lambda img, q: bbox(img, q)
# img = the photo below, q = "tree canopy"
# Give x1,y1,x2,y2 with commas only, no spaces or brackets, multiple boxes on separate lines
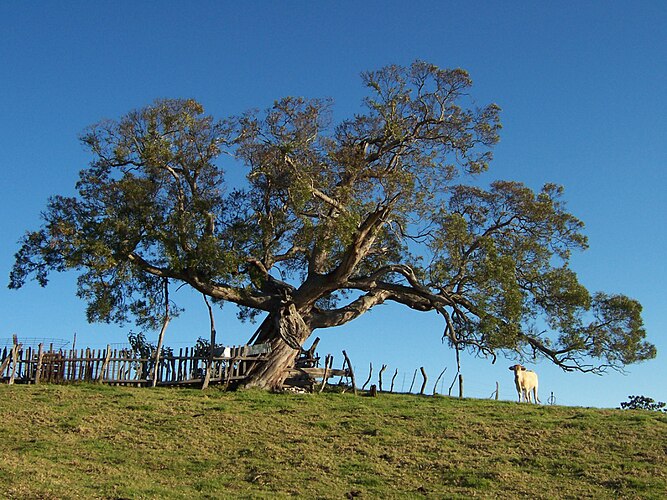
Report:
10,61,655,388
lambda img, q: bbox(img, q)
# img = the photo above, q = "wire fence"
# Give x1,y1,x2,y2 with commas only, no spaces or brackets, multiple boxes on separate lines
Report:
0,338,70,351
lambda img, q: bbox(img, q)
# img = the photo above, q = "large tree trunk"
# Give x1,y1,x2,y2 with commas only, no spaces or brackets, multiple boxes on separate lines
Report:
243,302,312,390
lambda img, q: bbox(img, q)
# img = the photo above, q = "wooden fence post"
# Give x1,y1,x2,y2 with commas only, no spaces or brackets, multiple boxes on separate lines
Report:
319,354,332,393
342,350,357,395
390,368,398,393
433,367,447,396
85,348,92,382
8,344,22,385
361,362,373,391
98,345,112,383
419,367,428,395
0,347,14,379
34,344,44,385
378,364,387,392
408,368,417,393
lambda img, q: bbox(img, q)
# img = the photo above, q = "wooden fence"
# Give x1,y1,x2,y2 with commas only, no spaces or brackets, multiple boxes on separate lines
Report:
0,343,271,387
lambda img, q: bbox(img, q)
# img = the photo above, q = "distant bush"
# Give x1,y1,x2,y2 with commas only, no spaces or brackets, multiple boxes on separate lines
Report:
619,395,666,412
127,331,174,379
193,336,225,358
127,331,173,358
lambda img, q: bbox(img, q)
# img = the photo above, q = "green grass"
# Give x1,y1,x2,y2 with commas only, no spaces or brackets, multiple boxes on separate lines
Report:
0,384,665,499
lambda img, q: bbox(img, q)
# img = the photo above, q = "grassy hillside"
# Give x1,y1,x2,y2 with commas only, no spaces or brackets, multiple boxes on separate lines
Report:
0,384,665,499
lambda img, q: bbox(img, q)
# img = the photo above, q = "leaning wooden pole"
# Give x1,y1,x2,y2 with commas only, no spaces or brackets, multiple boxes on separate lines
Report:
433,367,447,396
378,364,387,392
319,354,332,393
151,278,171,388
419,367,428,395
0,353,11,378
361,362,373,391
9,342,22,385
202,294,217,390
342,350,357,395
408,368,418,393
448,344,463,396
390,368,398,393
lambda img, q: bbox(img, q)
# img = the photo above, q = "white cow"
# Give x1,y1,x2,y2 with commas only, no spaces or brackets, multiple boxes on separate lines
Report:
509,364,540,403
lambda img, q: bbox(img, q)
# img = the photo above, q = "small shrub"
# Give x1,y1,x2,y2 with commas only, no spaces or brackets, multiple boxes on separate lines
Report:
619,395,666,412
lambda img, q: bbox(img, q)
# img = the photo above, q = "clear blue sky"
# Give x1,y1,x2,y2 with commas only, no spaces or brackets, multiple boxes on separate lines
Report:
1,1,665,408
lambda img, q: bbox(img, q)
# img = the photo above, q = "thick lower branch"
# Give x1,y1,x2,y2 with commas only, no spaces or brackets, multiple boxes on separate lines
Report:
346,278,455,311
128,251,276,311
310,290,391,328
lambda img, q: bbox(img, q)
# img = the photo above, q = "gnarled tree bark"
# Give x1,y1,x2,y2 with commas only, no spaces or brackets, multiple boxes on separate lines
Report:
243,302,313,390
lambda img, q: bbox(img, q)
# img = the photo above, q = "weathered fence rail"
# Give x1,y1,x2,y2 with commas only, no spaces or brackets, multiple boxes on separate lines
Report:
0,344,270,387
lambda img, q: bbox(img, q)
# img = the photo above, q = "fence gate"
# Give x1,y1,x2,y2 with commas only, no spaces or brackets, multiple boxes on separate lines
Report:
40,353,66,384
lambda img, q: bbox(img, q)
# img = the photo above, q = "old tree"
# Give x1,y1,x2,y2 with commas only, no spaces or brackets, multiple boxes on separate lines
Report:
10,62,655,389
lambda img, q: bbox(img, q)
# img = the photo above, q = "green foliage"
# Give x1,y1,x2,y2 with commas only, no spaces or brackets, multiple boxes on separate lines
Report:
127,331,172,358
620,395,667,412
192,336,225,358
126,331,173,378
9,61,655,375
